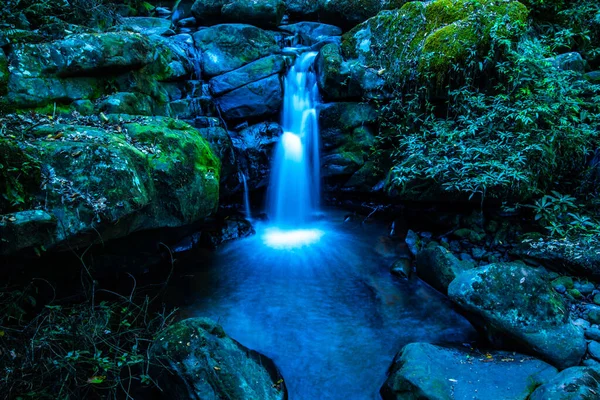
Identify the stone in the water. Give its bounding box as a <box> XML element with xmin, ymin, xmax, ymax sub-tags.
<box><xmin>151</xmin><ymin>318</ymin><xmax>286</xmax><ymax>400</ymax></box>
<box><xmin>529</xmin><ymin>366</ymin><xmax>600</xmax><ymax>400</ymax></box>
<box><xmin>449</xmin><ymin>263</ymin><xmax>587</xmax><ymax>369</ymax></box>
<box><xmin>381</xmin><ymin>342</ymin><xmax>558</xmax><ymax>400</ymax></box>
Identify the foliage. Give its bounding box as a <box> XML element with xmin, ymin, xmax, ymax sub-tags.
<box><xmin>0</xmin><ymin>139</ymin><xmax>40</xmax><ymax>213</ymax></box>
<box><xmin>0</xmin><ymin>272</ymin><xmax>177</xmax><ymax>399</ymax></box>
<box><xmin>535</xmin><ymin>0</ymin><xmax>600</xmax><ymax>67</ymax></box>
<box><xmin>379</xmin><ymin>31</ymin><xmax>600</xmax><ymax>203</ymax></box>
<box><xmin>528</xmin><ymin>191</ymin><xmax>600</xmax><ymax>238</ymax></box>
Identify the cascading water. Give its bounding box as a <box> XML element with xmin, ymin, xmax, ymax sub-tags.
<box><xmin>267</xmin><ymin>51</ymin><xmax>321</xmax><ymax>228</ymax></box>
<box><xmin>241</xmin><ymin>172</ymin><xmax>252</xmax><ymax>220</ymax></box>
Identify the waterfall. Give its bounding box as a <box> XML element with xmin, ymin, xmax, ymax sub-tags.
<box><xmin>241</xmin><ymin>172</ymin><xmax>252</xmax><ymax>220</ymax></box>
<box><xmin>267</xmin><ymin>51</ymin><xmax>321</xmax><ymax>227</ymax></box>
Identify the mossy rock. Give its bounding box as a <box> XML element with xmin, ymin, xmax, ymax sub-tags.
<box><xmin>416</xmin><ymin>245</ymin><xmax>473</xmax><ymax>294</ymax></box>
<box><xmin>151</xmin><ymin>318</ymin><xmax>287</xmax><ymax>400</ymax></box>
<box><xmin>449</xmin><ymin>263</ymin><xmax>586</xmax><ymax>369</ymax></box>
<box><xmin>529</xmin><ymin>366</ymin><xmax>600</xmax><ymax>400</ymax></box>
<box><xmin>0</xmin><ymin>117</ymin><xmax>220</xmax><ymax>255</ymax></box>
<box><xmin>342</xmin><ymin>0</ymin><xmax>529</xmax><ymax>88</ymax></box>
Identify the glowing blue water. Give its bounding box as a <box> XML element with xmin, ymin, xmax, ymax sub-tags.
<box><xmin>267</xmin><ymin>52</ymin><xmax>320</xmax><ymax>228</ymax></box>
<box><xmin>185</xmin><ymin>212</ymin><xmax>477</xmax><ymax>400</ymax></box>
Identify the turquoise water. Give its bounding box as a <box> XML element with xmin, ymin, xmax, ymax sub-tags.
<box><xmin>186</xmin><ymin>212</ymin><xmax>477</xmax><ymax>400</ymax></box>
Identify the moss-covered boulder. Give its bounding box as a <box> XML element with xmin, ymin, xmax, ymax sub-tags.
<box><xmin>316</xmin><ymin>43</ymin><xmax>363</xmax><ymax>100</ymax></box>
<box><xmin>342</xmin><ymin>0</ymin><xmax>528</xmax><ymax>90</ymax></box>
<box><xmin>193</xmin><ymin>24</ymin><xmax>280</xmax><ymax>77</ymax></box>
<box><xmin>0</xmin><ymin>117</ymin><xmax>220</xmax><ymax>255</ymax></box>
<box><xmin>448</xmin><ymin>263</ymin><xmax>587</xmax><ymax>369</ymax></box>
<box><xmin>318</xmin><ymin>102</ymin><xmax>377</xmax><ymax>187</ymax></box>
<box><xmin>6</xmin><ymin>32</ymin><xmax>162</xmax><ymax>108</ymax></box>
<box><xmin>416</xmin><ymin>245</ymin><xmax>473</xmax><ymax>294</ymax></box>
<box><xmin>151</xmin><ymin>318</ymin><xmax>287</xmax><ymax>400</ymax></box>
<box><xmin>381</xmin><ymin>343</ymin><xmax>558</xmax><ymax>400</ymax></box>
<box><xmin>529</xmin><ymin>366</ymin><xmax>600</xmax><ymax>400</ymax></box>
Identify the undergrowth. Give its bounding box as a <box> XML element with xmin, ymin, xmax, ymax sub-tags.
<box><xmin>0</xmin><ymin>248</ymin><xmax>177</xmax><ymax>399</ymax></box>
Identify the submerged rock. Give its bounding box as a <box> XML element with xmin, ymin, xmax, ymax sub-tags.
<box><xmin>151</xmin><ymin>318</ymin><xmax>286</xmax><ymax>400</ymax></box>
<box><xmin>448</xmin><ymin>263</ymin><xmax>586</xmax><ymax>369</ymax></box>
<box><xmin>381</xmin><ymin>343</ymin><xmax>558</xmax><ymax>400</ymax></box>
<box><xmin>529</xmin><ymin>366</ymin><xmax>600</xmax><ymax>400</ymax></box>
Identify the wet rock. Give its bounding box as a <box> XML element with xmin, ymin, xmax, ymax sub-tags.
<box><xmin>381</xmin><ymin>343</ymin><xmax>557</xmax><ymax>400</ymax></box>
<box><xmin>449</xmin><ymin>263</ymin><xmax>586</xmax><ymax>369</ymax></box>
<box><xmin>280</xmin><ymin>22</ymin><xmax>342</xmax><ymax>46</ymax></box>
<box><xmin>405</xmin><ymin>230</ymin><xmax>419</xmax><ymax>257</ymax></box>
<box><xmin>119</xmin><ymin>17</ymin><xmax>173</xmax><ymax>36</ymax></box>
<box><xmin>585</xmin><ymin>71</ymin><xmax>600</xmax><ymax>83</ymax></box>
<box><xmin>70</xmin><ymin>99</ymin><xmax>94</xmax><ymax>115</ymax></box>
<box><xmin>191</xmin><ymin>0</ymin><xmax>228</xmax><ymax>24</ymax></box>
<box><xmin>222</xmin><ymin>0</ymin><xmax>286</xmax><ymax>29</ymax></box>
<box><xmin>284</xmin><ymin>0</ymin><xmax>320</xmax><ymax>18</ymax></box>
<box><xmin>316</xmin><ymin>43</ymin><xmax>362</xmax><ymax>101</ymax></box>
<box><xmin>588</xmin><ymin>341</ymin><xmax>600</xmax><ymax>361</ymax></box>
<box><xmin>529</xmin><ymin>367</ymin><xmax>600</xmax><ymax>400</ymax></box>
<box><xmin>318</xmin><ymin>102</ymin><xmax>378</xmax><ymax>186</ymax></box>
<box><xmin>193</xmin><ymin>24</ymin><xmax>280</xmax><ymax>77</ymax></box>
<box><xmin>548</xmin><ymin>52</ymin><xmax>585</xmax><ymax>74</ymax></box>
<box><xmin>209</xmin><ymin>55</ymin><xmax>285</xmax><ymax>96</ymax></box>
<box><xmin>554</xmin><ymin>284</ymin><xmax>567</xmax><ymax>294</ymax></box>
<box><xmin>585</xmin><ymin>327</ymin><xmax>600</xmax><ymax>341</ymax></box>
<box><xmin>416</xmin><ymin>245</ymin><xmax>472</xmax><ymax>295</ymax></box>
<box><xmin>151</xmin><ymin>318</ymin><xmax>286</xmax><ymax>400</ymax></box>
<box><xmin>574</xmin><ymin>280</ymin><xmax>596</xmax><ymax>296</ymax></box>
<box><xmin>585</xmin><ymin>305</ymin><xmax>600</xmax><ymax>325</ymax></box>
<box><xmin>231</xmin><ymin>122</ymin><xmax>282</xmax><ymax>189</ymax></box>
<box><xmin>215</xmin><ymin>74</ymin><xmax>283</xmax><ymax>120</ymax></box>
<box><xmin>391</xmin><ymin>258</ymin><xmax>411</xmax><ymax>278</ymax></box>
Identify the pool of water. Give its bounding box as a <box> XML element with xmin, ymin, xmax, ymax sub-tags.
<box><xmin>182</xmin><ymin>211</ymin><xmax>477</xmax><ymax>400</ymax></box>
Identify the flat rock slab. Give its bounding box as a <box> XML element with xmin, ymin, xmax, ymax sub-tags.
<box><xmin>381</xmin><ymin>343</ymin><xmax>558</xmax><ymax>400</ymax></box>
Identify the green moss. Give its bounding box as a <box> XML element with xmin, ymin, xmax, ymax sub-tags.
<box><xmin>0</xmin><ymin>49</ymin><xmax>8</xmax><ymax>96</ymax></box>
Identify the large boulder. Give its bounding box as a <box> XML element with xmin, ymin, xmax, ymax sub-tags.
<box><xmin>151</xmin><ymin>318</ymin><xmax>286</xmax><ymax>400</ymax></box>
<box><xmin>448</xmin><ymin>263</ymin><xmax>587</xmax><ymax>369</ymax></box>
<box><xmin>193</xmin><ymin>24</ymin><xmax>280</xmax><ymax>77</ymax></box>
<box><xmin>191</xmin><ymin>0</ymin><xmax>285</xmax><ymax>28</ymax></box>
<box><xmin>381</xmin><ymin>343</ymin><xmax>558</xmax><ymax>400</ymax></box>
<box><xmin>285</xmin><ymin>0</ymin><xmax>320</xmax><ymax>18</ymax></box>
<box><xmin>416</xmin><ymin>245</ymin><xmax>472</xmax><ymax>294</ymax></box>
<box><xmin>529</xmin><ymin>366</ymin><xmax>600</xmax><ymax>400</ymax></box>
<box><xmin>119</xmin><ymin>17</ymin><xmax>173</xmax><ymax>36</ymax></box>
<box><xmin>0</xmin><ymin>117</ymin><xmax>220</xmax><ymax>255</ymax></box>
<box><xmin>222</xmin><ymin>0</ymin><xmax>286</xmax><ymax>29</ymax></box>
<box><xmin>209</xmin><ymin>55</ymin><xmax>286</xmax><ymax>96</ymax></box>
<box><xmin>341</xmin><ymin>0</ymin><xmax>528</xmax><ymax>91</ymax></box>
<box><xmin>215</xmin><ymin>74</ymin><xmax>283</xmax><ymax>120</ymax></box>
